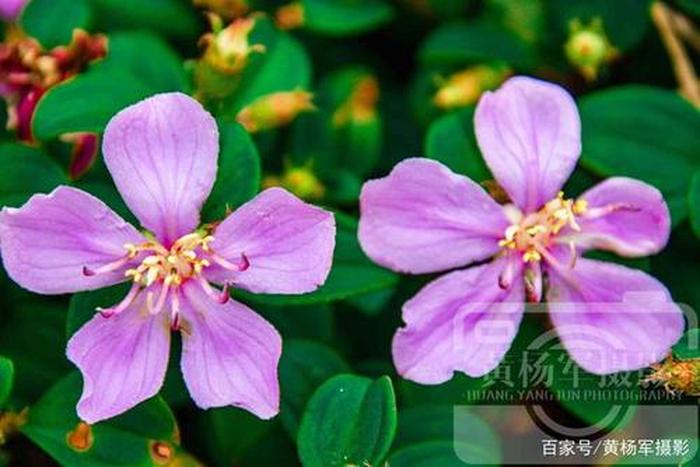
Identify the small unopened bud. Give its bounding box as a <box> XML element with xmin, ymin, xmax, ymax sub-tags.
<box><xmin>66</xmin><ymin>421</ymin><xmax>93</xmax><ymax>452</ymax></box>
<box><xmin>236</xmin><ymin>90</ymin><xmax>315</xmax><ymax>133</ymax></box>
<box><xmin>433</xmin><ymin>64</ymin><xmax>510</xmax><ymax>110</ymax></box>
<box><xmin>276</xmin><ymin>2</ymin><xmax>305</xmax><ymax>30</ymax></box>
<box><xmin>200</xmin><ymin>16</ymin><xmax>265</xmax><ymax>75</ymax></box>
<box><xmin>150</xmin><ymin>440</ymin><xmax>174</xmax><ymax>465</ymax></box>
<box><xmin>645</xmin><ymin>356</ymin><xmax>700</xmax><ymax>395</ymax></box>
<box><xmin>263</xmin><ymin>165</ymin><xmax>325</xmax><ymax>200</ymax></box>
<box><xmin>332</xmin><ymin>76</ymin><xmax>379</xmax><ymax>127</ymax></box>
<box><xmin>565</xmin><ymin>19</ymin><xmax>617</xmax><ymax>81</ymax></box>
<box><xmin>60</xmin><ymin>132</ymin><xmax>99</xmax><ymax>180</ymax></box>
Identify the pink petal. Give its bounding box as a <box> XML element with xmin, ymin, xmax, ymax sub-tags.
<box><xmin>0</xmin><ymin>0</ymin><xmax>26</xmax><ymax>21</ymax></box>
<box><xmin>358</xmin><ymin>158</ymin><xmax>508</xmax><ymax>274</ymax></box>
<box><xmin>393</xmin><ymin>255</ymin><xmax>525</xmax><ymax>384</ymax></box>
<box><xmin>547</xmin><ymin>258</ymin><xmax>684</xmax><ymax>375</ymax></box>
<box><xmin>66</xmin><ymin>287</ymin><xmax>171</xmax><ymax>424</ymax></box>
<box><xmin>475</xmin><ymin>76</ymin><xmax>581</xmax><ymax>212</ymax></box>
<box><xmin>205</xmin><ymin>188</ymin><xmax>335</xmax><ymax>294</ymax></box>
<box><xmin>179</xmin><ymin>281</ymin><xmax>281</xmax><ymax>419</ymax></box>
<box><xmin>0</xmin><ymin>186</ymin><xmax>145</xmax><ymax>294</ymax></box>
<box><xmin>102</xmin><ymin>93</ymin><xmax>219</xmax><ymax>246</ymax></box>
<box><xmin>573</xmin><ymin>177</ymin><xmax>671</xmax><ymax>257</ymax></box>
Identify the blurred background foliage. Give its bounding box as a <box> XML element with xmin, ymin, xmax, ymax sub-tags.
<box><xmin>0</xmin><ymin>0</ymin><xmax>699</xmax><ymax>465</ymax></box>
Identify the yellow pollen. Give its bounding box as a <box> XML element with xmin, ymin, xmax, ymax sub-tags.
<box><xmin>499</xmin><ymin>193</ymin><xmax>588</xmax><ymax>263</ymax></box>
<box><xmin>124</xmin><ymin>233</ymin><xmax>215</xmax><ymax>287</ymax></box>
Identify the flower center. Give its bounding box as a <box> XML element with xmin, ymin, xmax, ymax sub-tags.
<box><xmin>499</xmin><ymin>192</ymin><xmax>588</xmax><ymax>263</ymax></box>
<box><xmin>124</xmin><ymin>233</ymin><xmax>214</xmax><ymax>287</ymax></box>
<box><xmin>83</xmin><ymin>231</ymin><xmax>249</xmax><ymax>328</ymax></box>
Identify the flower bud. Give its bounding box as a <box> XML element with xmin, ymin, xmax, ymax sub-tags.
<box><xmin>236</xmin><ymin>90</ymin><xmax>315</xmax><ymax>133</ymax></box>
<box><xmin>61</xmin><ymin>132</ymin><xmax>100</xmax><ymax>180</ymax></box>
<box><xmin>332</xmin><ymin>75</ymin><xmax>379</xmax><ymax>127</ymax></box>
<box><xmin>0</xmin><ymin>29</ymin><xmax>106</xmax><ymax>141</ymax></box>
<box><xmin>276</xmin><ymin>2</ymin><xmax>305</xmax><ymax>30</ymax></box>
<box><xmin>263</xmin><ymin>165</ymin><xmax>325</xmax><ymax>200</ymax></box>
<box><xmin>565</xmin><ymin>19</ymin><xmax>617</xmax><ymax>81</ymax></box>
<box><xmin>66</xmin><ymin>421</ymin><xmax>93</xmax><ymax>452</ymax></box>
<box><xmin>200</xmin><ymin>16</ymin><xmax>265</xmax><ymax>75</ymax></box>
<box><xmin>433</xmin><ymin>64</ymin><xmax>510</xmax><ymax>110</ymax></box>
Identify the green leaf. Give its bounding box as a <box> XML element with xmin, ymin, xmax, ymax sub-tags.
<box><xmin>256</xmin><ymin>303</ymin><xmax>335</xmax><ymax>343</ymax></box>
<box><xmin>673</xmin><ymin>328</ymin><xmax>700</xmax><ymax>360</ymax></box>
<box><xmin>0</xmin><ymin>143</ymin><xmax>67</xmax><ymax>207</ymax></box>
<box><xmin>279</xmin><ymin>340</ymin><xmax>350</xmax><ymax>437</ymax></box>
<box><xmin>579</xmin><ymin>86</ymin><xmax>700</xmax><ymax>227</ymax></box>
<box><xmin>652</xmin><ymin>226</ymin><xmax>700</xmax><ymax>313</ymax></box>
<box><xmin>390</xmin><ymin>405</ymin><xmax>501</xmax><ymax>466</ymax></box>
<box><xmin>240</xmin><ymin>425</ymin><xmax>299</xmax><ymax>467</ymax></box>
<box><xmin>20</xmin><ymin>0</ymin><xmax>91</xmax><ymax>48</ymax></box>
<box><xmin>420</xmin><ymin>20</ymin><xmax>535</xmax><ymax>68</ymax></box>
<box><xmin>0</xmin><ymin>356</ymin><xmax>14</xmax><ymax>408</ymax></box>
<box><xmin>0</xmin><ymin>281</ymin><xmax>71</xmax><ymax>406</ymax></box>
<box><xmin>33</xmin><ymin>32</ymin><xmax>187</xmax><ymax>140</ymax></box>
<box><xmin>677</xmin><ymin>0</ymin><xmax>700</xmax><ymax>17</ymax></box>
<box><xmin>238</xmin><ymin>213</ymin><xmax>399</xmax><ymax>305</ymax></box>
<box><xmin>87</xmin><ymin>0</ymin><xmax>201</xmax><ymax>41</ymax></box>
<box><xmin>421</xmin><ymin>0</ymin><xmax>476</xmax><ymax>19</ymax></box>
<box><xmin>424</xmin><ymin>106</ymin><xmax>490</xmax><ymax>181</ymax></box>
<box><xmin>390</xmin><ymin>441</ymin><xmax>472</xmax><ymax>467</ymax></box>
<box><xmin>202</xmin><ymin>121</ymin><xmax>261</xmax><ymax>222</ymax></box>
<box><xmin>195</xmin><ymin>407</ymin><xmax>274</xmax><ymax>466</ymax></box>
<box><xmin>347</xmin><ymin>287</ymin><xmax>395</xmax><ymax>316</ymax></box>
<box><xmin>297</xmin><ymin>374</ymin><xmax>397</xmax><ymax>467</ymax></box>
<box><xmin>398</xmin><ymin>373</ymin><xmax>486</xmax><ymax>407</ymax></box>
<box><xmin>301</xmin><ymin>0</ymin><xmax>394</xmax><ymax>36</ymax></box>
<box><xmin>21</xmin><ymin>372</ymin><xmax>179</xmax><ymax>467</ymax></box>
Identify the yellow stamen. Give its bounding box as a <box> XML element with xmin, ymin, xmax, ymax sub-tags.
<box><xmin>122</xmin><ymin>232</ymin><xmax>215</xmax><ymax>287</ymax></box>
<box><xmin>498</xmin><ymin>192</ymin><xmax>587</xmax><ymax>263</ymax></box>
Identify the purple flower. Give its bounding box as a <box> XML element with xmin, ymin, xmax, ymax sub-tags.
<box><xmin>358</xmin><ymin>76</ymin><xmax>684</xmax><ymax>383</ymax></box>
<box><xmin>0</xmin><ymin>0</ymin><xmax>26</xmax><ymax>21</ymax></box>
<box><xmin>0</xmin><ymin>93</ymin><xmax>336</xmax><ymax>423</ymax></box>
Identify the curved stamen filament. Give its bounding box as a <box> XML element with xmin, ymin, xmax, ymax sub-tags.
<box><xmin>208</xmin><ymin>251</ymin><xmax>250</xmax><ymax>272</ymax></box>
<box><xmin>82</xmin><ymin>255</ymin><xmax>130</xmax><ymax>277</ymax></box>
<box><xmin>85</xmin><ymin>232</ymin><xmax>248</xmax><ymax>326</ymax></box>
<box><xmin>97</xmin><ymin>282</ymin><xmax>140</xmax><ymax>318</ymax></box>
<box><xmin>196</xmin><ymin>275</ymin><xmax>229</xmax><ymax>304</ymax></box>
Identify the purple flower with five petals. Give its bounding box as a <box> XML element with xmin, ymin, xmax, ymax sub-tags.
<box><xmin>358</xmin><ymin>76</ymin><xmax>684</xmax><ymax>383</ymax></box>
<box><xmin>0</xmin><ymin>93</ymin><xmax>336</xmax><ymax>423</ymax></box>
